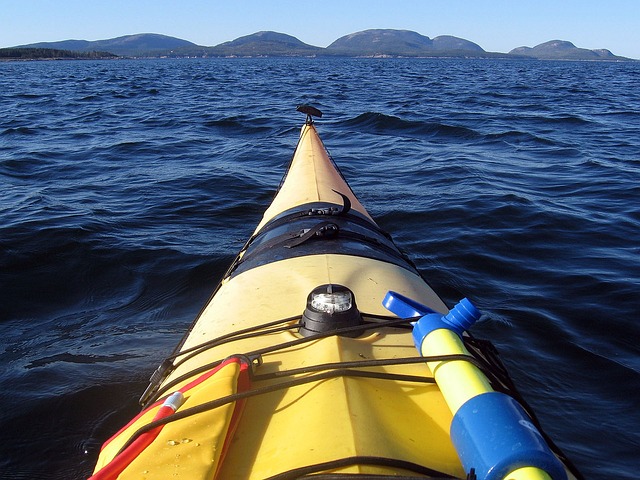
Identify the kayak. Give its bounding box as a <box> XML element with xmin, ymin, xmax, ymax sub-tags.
<box><xmin>90</xmin><ymin>107</ymin><xmax>581</xmax><ymax>480</ymax></box>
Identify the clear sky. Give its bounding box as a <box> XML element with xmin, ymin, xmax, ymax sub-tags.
<box><xmin>2</xmin><ymin>0</ymin><xmax>639</xmax><ymax>59</ymax></box>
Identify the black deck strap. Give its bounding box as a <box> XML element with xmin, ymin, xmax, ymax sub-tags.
<box><xmin>332</xmin><ymin>229</ymin><xmax>406</xmax><ymax>259</ymax></box>
<box><xmin>256</xmin><ymin>208</ymin><xmax>388</xmax><ymax>242</ymax></box>
<box><xmin>253</xmin><ymin>199</ymin><xmax>390</xmax><ymax>244</ymax></box>
<box><xmin>285</xmin><ymin>221</ymin><xmax>339</xmax><ymax>248</ymax></box>
<box><xmin>229</xmin><ymin>215</ymin><xmax>410</xmax><ymax>278</ymax></box>
<box><xmin>264</xmin><ymin>456</ymin><xmax>457</xmax><ymax>479</ymax></box>
<box><xmin>231</xmin><ymin>227</ymin><xmax>410</xmax><ymax>276</ymax></box>
<box><xmin>227</xmin><ymin>222</ymin><xmax>340</xmax><ymax>266</ymax></box>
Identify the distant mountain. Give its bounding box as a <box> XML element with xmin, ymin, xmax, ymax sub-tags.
<box><xmin>432</xmin><ymin>35</ymin><xmax>484</xmax><ymax>52</ymax></box>
<box><xmin>509</xmin><ymin>40</ymin><xmax>630</xmax><ymax>61</ymax></box>
<box><xmin>18</xmin><ymin>33</ymin><xmax>196</xmax><ymax>57</ymax></box>
<box><xmin>206</xmin><ymin>31</ymin><xmax>322</xmax><ymax>56</ymax></box>
<box><xmin>326</xmin><ymin>29</ymin><xmax>486</xmax><ymax>56</ymax></box>
<box><xmin>9</xmin><ymin>30</ymin><xmax>635</xmax><ymax>61</ymax></box>
<box><xmin>327</xmin><ymin>30</ymin><xmax>434</xmax><ymax>56</ymax></box>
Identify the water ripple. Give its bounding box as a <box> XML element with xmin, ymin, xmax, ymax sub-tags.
<box><xmin>1</xmin><ymin>57</ymin><xmax>639</xmax><ymax>479</ymax></box>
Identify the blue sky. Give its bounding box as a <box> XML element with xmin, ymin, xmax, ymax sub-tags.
<box><xmin>2</xmin><ymin>0</ymin><xmax>639</xmax><ymax>58</ymax></box>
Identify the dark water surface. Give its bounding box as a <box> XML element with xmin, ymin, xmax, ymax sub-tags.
<box><xmin>1</xmin><ymin>57</ymin><xmax>639</xmax><ymax>479</ymax></box>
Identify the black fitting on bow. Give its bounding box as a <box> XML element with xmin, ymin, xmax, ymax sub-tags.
<box><xmin>297</xmin><ymin>104</ymin><xmax>323</xmax><ymax>124</ymax></box>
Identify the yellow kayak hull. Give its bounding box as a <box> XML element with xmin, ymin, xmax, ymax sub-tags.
<box><xmin>92</xmin><ymin>119</ymin><xmax>577</xmax><ymax>480</ymax></box>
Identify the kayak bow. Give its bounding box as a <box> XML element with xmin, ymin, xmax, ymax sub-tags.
<box><xmin>91</xmin><ymin>108</ymin><xmax>579</xmax><ymax>480</ymax></box>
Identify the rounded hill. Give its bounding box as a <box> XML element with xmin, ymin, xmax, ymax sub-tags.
<box><xmin>326</xmin><ymin>29</ymin><xmax>486</xmax><ymax>56</ymax></box>
<box><xmin>210</xmin><ymin>31</ymin><xmax>322</xmax><ymax>56</ymax></box>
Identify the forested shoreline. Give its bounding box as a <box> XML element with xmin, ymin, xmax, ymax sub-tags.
<box><xmin>0</xmin><ymin>48</ymin><xmax>117</xmax><ymax>60</ymax></box>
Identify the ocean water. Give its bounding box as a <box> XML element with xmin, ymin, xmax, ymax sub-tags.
<box><xmin>1</xmin><ymin>57</ymin><xmax>639</xmax><ymax>479</ymax></box>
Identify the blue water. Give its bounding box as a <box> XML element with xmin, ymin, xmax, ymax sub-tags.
<box><xmin>1</xmin><ymin>57</ymin><xmax>639</xmax><ymax>479</ymax></box>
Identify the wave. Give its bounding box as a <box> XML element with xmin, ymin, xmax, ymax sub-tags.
<box><xmin>342</xmin><ymin>111</ymin><xmax>481</xmax><ymax>139</ymax></box>
<box><xmin>203</xmin><ymin>116</ymin><xmax>275</xmax><ymax>135</ymax></box>
<box><xmin>26</xmin><ymin>352</ymin><xmax>140</xmax><ymax>369</ymax></box>
<box><xmin>1</xmin><ymin>126</ymin><xmax>39</xmax><ymax>136</ymax></box>
<box><xmin>484</xmin><ymin>129</ymin><xmax>560</xmax><ymax>147</ymax></box>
